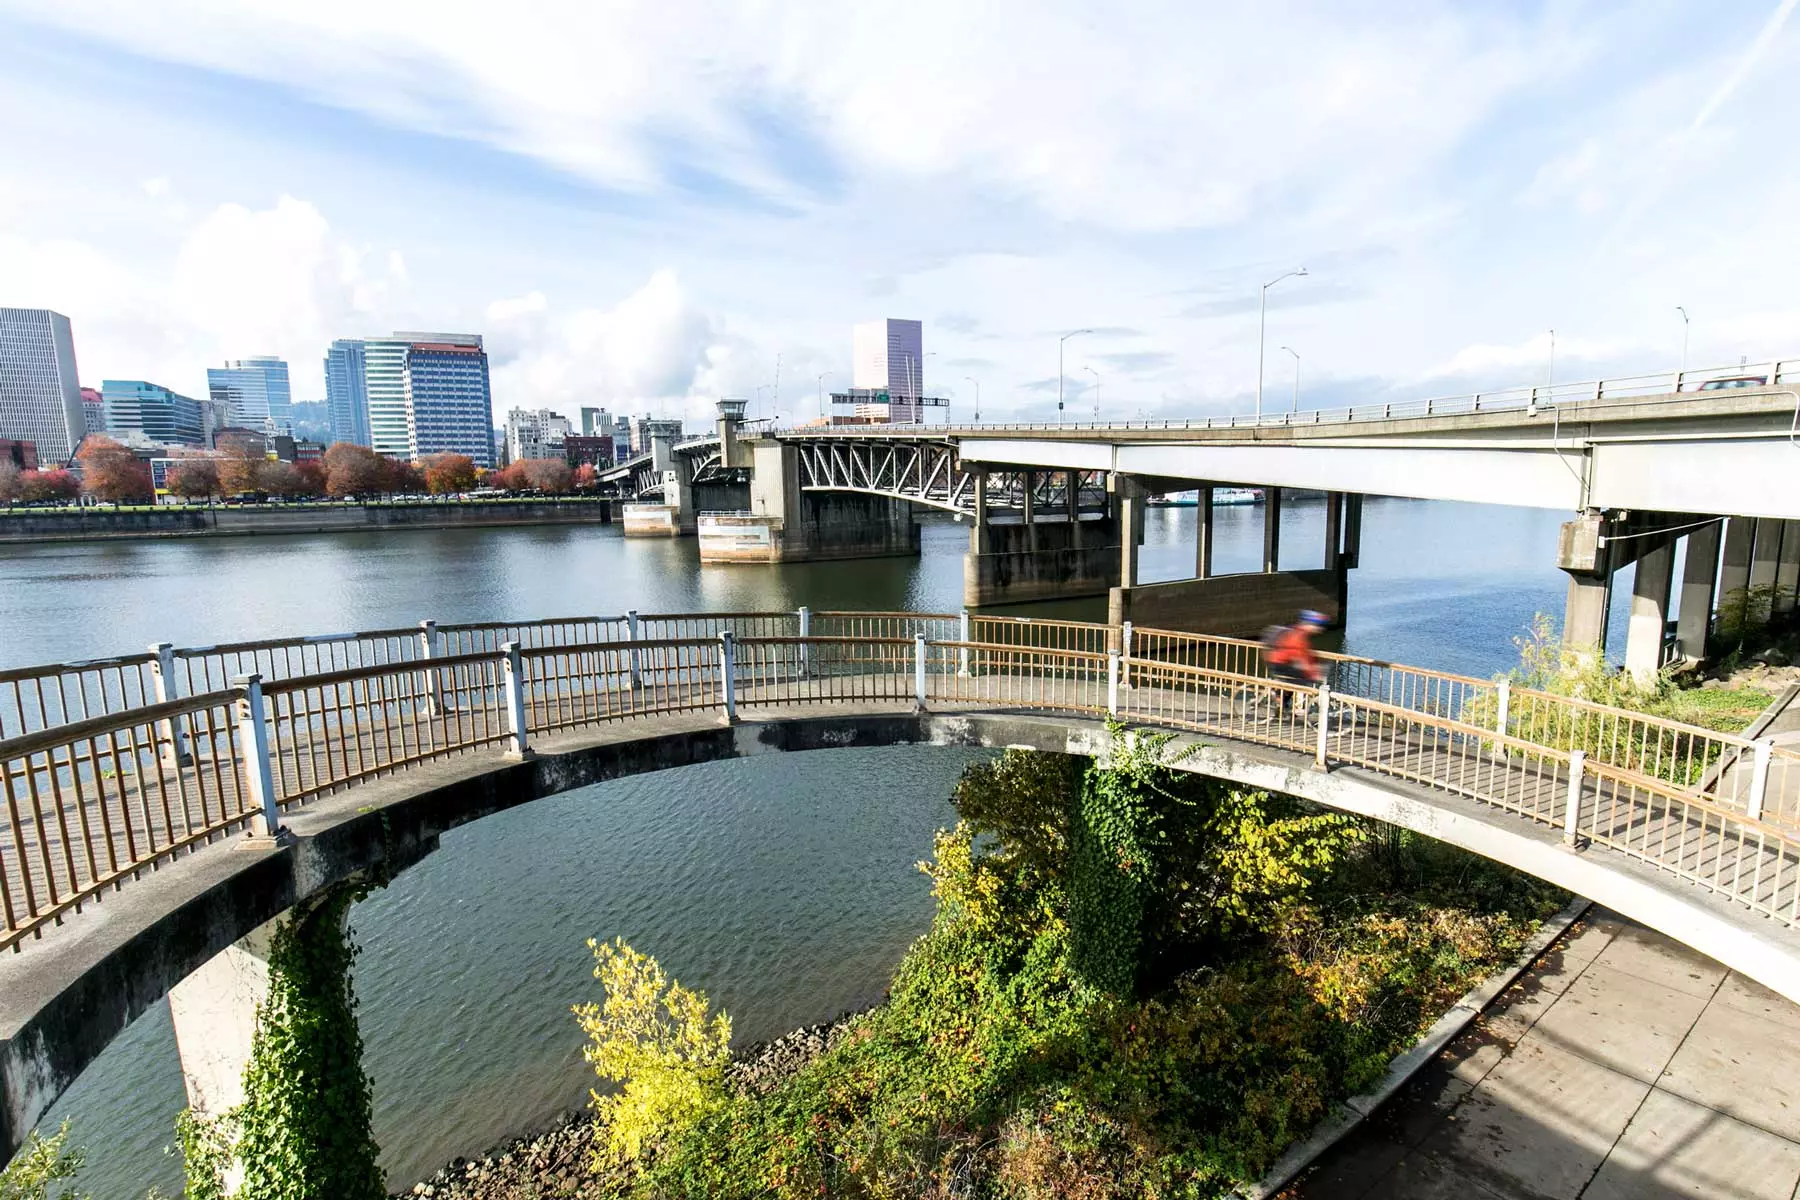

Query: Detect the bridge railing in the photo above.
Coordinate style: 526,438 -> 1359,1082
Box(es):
0,688 -> 252,951
0,653 -> 161,742
7,615 -> 1800,954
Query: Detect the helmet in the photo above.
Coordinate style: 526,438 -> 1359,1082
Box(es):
1298,609 -> 1328,627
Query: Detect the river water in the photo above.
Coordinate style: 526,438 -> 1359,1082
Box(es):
1,499 -> 1635,1196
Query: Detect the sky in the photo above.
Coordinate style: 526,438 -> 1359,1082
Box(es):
2,0 -> 1797,431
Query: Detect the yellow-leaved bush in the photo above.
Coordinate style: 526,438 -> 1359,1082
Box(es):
571,937 -> 733,1169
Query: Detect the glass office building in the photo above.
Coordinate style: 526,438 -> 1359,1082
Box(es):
323,339 -> 372,446
0,308 -> 86,463
101,380 -> 213,446
206,357 -> 292,433
406,337 -> 494,467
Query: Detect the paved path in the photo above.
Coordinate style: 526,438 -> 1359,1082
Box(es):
1285,907 -> 1800,1199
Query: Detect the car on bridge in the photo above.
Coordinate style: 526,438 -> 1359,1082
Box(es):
1689,374 -> 1770,390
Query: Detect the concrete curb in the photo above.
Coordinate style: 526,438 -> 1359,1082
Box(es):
1238,894 -> 1593,1199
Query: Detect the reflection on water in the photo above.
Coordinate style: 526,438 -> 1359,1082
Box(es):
12,497 -> 1633,1195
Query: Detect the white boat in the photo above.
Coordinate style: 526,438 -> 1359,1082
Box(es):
1148,487 -> 1262,507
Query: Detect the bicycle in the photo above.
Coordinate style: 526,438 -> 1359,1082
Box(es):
1228,667 -> 1357,737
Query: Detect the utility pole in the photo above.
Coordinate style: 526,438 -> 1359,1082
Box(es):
1059,329 -> 1092,422
965,376 -> 980,423
1084,365 -> 1101,421
1257,267 -> 1306,420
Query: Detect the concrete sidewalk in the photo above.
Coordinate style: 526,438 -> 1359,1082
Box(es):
1284,907 -> 1800,1199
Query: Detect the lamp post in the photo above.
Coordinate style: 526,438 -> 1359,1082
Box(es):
1279,345 -> 1300,413
1676,306 -> 1690,376
1059,329 -> 1092,423
816,371 -> 832,420
1084,365 -> 1101,421
964,376 -> 980,424
1256,267 -> 1307,420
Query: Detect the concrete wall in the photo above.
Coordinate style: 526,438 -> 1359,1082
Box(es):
703,492 -> 919,563
621,503 -> 684,537
963,516 -> 1119,607
1108,567 -> 1345,637
0,501 -> 612,543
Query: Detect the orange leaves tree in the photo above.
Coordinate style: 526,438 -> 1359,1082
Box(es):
422,453 -> 477,495
77,436 -> 153,504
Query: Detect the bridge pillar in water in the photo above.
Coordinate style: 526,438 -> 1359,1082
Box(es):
621,435 -> 696,537
701,441 -> 918,563
1108,485 -> 1356,637
962,468 -> 1120,606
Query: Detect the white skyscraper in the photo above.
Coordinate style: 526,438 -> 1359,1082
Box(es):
852,318 -> 925,423
0,308 -> 86,463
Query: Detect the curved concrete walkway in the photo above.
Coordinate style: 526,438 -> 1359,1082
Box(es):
1286,907 -> 1800,1200
7,703 -> 1800,1161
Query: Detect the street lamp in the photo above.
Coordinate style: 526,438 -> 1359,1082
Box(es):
1059,329 -> 1093,422
965,376 -> 981,423
1279,346 -> 1300,413
1084,366 -> 1101,421
1676,306 -> 1690,376
1256,267 -> 1307,420
816,371 -> 833,420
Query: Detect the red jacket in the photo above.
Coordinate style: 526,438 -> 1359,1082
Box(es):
1268,626 -> 1319,678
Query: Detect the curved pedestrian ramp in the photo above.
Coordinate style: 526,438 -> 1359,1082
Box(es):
3,611 -> 1799,1158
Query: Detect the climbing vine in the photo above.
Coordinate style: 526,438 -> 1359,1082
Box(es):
179,884 -> 385,1200
1066,727 -> 1171,995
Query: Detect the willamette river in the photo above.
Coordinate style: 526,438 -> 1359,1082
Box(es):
0,498 -> 1634,1196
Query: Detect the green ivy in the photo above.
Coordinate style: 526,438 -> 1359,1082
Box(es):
1067,731 -> 1164,996
227,886 -> 385,1200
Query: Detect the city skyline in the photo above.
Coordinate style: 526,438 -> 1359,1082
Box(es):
3,5 -> 1796,433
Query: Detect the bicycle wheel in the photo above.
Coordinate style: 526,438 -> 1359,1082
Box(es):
1231,682 -> 1280,724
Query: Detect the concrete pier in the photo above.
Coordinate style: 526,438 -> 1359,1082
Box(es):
698,442 -> 918,563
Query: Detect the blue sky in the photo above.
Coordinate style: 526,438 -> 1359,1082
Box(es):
2,0 -> 1796,428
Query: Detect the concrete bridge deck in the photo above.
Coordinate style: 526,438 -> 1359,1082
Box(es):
5,616 -> 1800,1160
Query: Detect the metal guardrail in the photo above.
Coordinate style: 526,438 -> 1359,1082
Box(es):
767,356 -> 1798,435
2,614 -> 1794,952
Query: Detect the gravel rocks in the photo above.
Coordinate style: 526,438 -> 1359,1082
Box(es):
396,1009 -> 869,1199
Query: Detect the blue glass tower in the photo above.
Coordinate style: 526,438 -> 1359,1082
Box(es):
206,357 -> 292,433
323,339 -> 372,447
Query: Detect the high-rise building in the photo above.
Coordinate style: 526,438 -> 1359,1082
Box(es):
355,333 -> 494,466
80,386 -> 105,435
207,357 -> 293,434
852,318 -> 925,423
505,407 -> 572,462
580,406 -> 606,436
407,337 -> 494,466
0,308 -> 86,464
102,380 -> 215,447
629,415 -> 684,455
323,340 -> 372,446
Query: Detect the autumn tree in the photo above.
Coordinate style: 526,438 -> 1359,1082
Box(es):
77,436 -> 154,504
293,459 -> 328,496
522,458 -> 573,494
255,460 -> 305,497
322,443 -> 389,498
573,462 -> 598,491
18,469 -> 81,503
215,434 -> 269,496
382,458 -> 426,495
422,453 -> 477,495
0,462 -> 20,504
166,457 -> 222,501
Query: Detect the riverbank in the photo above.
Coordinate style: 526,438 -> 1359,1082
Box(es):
0,498 -> 612,543
398,1015 -> 863,1199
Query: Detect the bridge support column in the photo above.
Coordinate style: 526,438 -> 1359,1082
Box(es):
1559,510 -> 1613,653
1750,518 -> 1782,596
1719,517 -> 1754,606
704,441 -> 918,563
1118,478 -> 1145,589
963,471 -> 1120,607
1195,485 -> 1214,579
1775,520 -> 1800,617
1625,540 -> 1675,684
1262,486 -> 1283,572
1675,521 -> 1722,663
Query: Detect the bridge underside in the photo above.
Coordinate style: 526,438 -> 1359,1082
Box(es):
5,704 -> 1798,1160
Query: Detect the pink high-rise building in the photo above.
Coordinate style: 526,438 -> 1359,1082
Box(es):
852,318 -> 924,423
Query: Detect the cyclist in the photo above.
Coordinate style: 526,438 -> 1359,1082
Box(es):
1264,609 -> 1327,713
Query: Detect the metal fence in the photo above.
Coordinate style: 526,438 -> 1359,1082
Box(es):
5,614 -> 1798,953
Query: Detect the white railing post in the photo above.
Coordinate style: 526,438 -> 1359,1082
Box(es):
626,609 -> 643,689
1748,738 -> 1773,822
418,619 -> 446,716
797,606 -> 812,679
1107,651 -> 1120,717
718,631 -> 737,723
1315,683 -> 1331,768
230,673 -> 285,841
1495,678 -> 1511,745
149,641 -> 191,766
914,633 -> 928,710
1564,750 -> 1585,846
1120,621 -> 1134,689
958,610 -> 972,677
500,641 -> 531,757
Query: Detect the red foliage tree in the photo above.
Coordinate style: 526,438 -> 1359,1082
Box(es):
522,458 -> 574,494
19,469 -> 81,503
321,443 -> 390,498
77,436 -> 154,504
215,434 -> 268,496
0,462 -> 21,504
293,459 -> 328,497
572,463 -> 598,491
